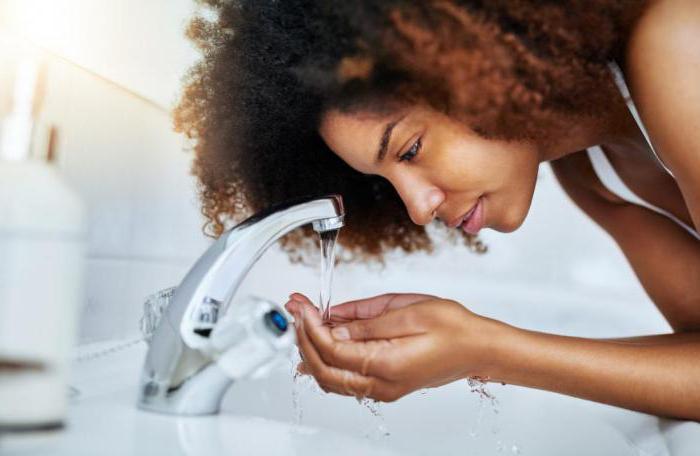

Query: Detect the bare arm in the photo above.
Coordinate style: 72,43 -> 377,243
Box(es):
626,0 -> 700,232
600,332 -> 700,345
528,152 -> 700,420
491,323 -> 700,421
550,152 -> 700,332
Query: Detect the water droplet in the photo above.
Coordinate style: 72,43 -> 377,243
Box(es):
466,376 -> 498,407
468,394 -> 485,438
357,397 -> 390,440
511,444 -> 522,455
467,376 -> 505,445
290,354 -> 303,425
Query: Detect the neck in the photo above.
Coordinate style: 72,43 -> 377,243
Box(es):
537,94 -> 647,162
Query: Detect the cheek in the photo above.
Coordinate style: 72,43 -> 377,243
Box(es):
425,140 -> 494,191
497,155 -> 540,231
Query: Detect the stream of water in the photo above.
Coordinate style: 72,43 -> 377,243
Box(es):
318,229 -> 339,321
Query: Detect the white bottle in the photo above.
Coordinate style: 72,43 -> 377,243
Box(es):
0,57 -> 86,430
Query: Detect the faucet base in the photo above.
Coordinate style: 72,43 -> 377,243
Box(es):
137,363 -> 233,416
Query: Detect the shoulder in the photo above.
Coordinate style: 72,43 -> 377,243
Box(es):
626,0 -> 700,57
623,0 -> 700,221
623,0 -> 700,159
625,0 -> 700,108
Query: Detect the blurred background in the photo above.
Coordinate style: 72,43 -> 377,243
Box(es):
0,0 -> 669,346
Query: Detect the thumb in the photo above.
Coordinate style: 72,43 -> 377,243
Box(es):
329,292 -> 435,323
330,307 -> 425,341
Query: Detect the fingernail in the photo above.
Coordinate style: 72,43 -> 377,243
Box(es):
331,326 -> 350,341
290,293 -> 304,303
285,300 -> 298,312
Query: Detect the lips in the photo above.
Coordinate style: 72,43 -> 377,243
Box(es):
461,197 -> 484,234
447,199 -> 480,229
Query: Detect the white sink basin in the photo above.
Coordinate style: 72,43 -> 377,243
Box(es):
1,342 -> 395,456
6,279 -> 700,456
225,362 -> 656,456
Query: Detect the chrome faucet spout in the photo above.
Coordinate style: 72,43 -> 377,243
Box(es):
137,194 -> 344,415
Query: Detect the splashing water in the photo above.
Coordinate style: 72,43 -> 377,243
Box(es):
357,397 -> 390,440
290,351 -> 304,425
468,395 -> 486,438
319,229 -> 339,321
300,229 -> 393,440
292,373 -> 303,425
466,377 -> 523,454
290,229 -> 339,425
467,375 -> 498,407
467,377 -> 497,440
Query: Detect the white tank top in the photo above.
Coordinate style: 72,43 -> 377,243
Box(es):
585,61 -> 700,240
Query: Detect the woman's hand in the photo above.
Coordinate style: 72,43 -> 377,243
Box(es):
284,292 -> 505,402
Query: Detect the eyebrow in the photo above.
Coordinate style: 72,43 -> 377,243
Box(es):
376,116 -> 405,163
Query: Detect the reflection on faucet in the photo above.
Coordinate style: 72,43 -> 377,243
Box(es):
137,194 -> 344,415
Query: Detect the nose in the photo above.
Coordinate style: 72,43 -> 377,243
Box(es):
392,177 -> 445,226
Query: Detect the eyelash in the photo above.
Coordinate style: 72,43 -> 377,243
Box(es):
399,137 -> 422,162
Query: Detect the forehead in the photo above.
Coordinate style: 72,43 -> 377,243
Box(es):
319,109 -> 390,150
319,109 -> 398,173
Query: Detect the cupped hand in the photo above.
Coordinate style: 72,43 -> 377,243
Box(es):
284,292 -> 503,402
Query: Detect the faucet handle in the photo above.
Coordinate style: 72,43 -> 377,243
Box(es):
140,286 -> 177,343
208,295 -> 295,379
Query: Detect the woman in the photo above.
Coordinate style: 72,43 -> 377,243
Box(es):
175,0 -> 700,420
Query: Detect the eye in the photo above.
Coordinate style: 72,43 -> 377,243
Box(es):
399,137 -> 422,162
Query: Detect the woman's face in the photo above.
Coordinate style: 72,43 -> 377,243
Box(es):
319,104 -> 543,235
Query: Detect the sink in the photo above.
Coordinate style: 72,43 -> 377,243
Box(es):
6,279 -> 700,456
1,341 -> 395,456
224,362 -> 641,456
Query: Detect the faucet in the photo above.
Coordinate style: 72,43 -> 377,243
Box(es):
137,194 -> 344,415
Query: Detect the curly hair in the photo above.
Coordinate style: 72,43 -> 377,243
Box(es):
174,0 -> 646,263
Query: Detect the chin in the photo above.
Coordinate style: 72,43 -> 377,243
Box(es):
493,204 -> 529,233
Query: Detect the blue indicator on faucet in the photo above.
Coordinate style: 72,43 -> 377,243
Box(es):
264,309 -> 288,335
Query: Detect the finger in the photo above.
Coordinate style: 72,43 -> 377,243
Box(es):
286,292 -> 314,314
289,292 -> 313,305
303,355 -> 400,402
295,300 -> 371,372
297,300 -> 410,379
293,306 -> 377,397
297,314 -> 373,396
289,292 -> 342,324
318,370 -> 365,397
295,362 -> 343,397
328,293 -> 435,322
331,306 -> 426,341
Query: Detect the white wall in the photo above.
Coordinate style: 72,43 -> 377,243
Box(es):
2,0 -> 200,108
0,1 -> 665,344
